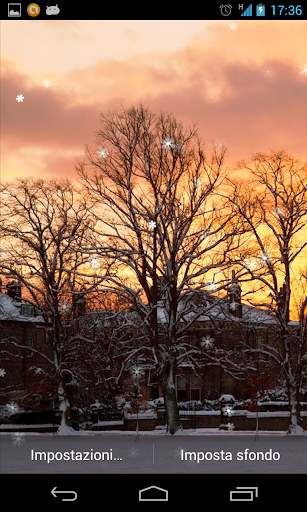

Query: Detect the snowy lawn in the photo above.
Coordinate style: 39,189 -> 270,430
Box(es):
1,431 -> 306,473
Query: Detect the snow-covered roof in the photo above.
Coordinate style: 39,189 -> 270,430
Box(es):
0,292 -> 44,323
157,293 -> 279,326
73,292 -> 291,329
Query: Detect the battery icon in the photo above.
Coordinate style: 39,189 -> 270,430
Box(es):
256,4 -> 265,16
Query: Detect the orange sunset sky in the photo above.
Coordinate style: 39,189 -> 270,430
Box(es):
1,19 -> 307,182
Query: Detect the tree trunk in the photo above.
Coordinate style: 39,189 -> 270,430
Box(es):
57,381 -> 75,435
287,379 -> 305,435
162,361 -> 181,435
282,326 -> 305,435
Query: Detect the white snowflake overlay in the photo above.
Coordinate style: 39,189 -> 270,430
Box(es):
215,139 -> 226,149
260,251 -> 270,263
200,335 -> 214,348
59,302 -> 70,313
89,257 -> 100,269
162,137 -> 175,150
173,446 -> 186,459
12,433 -> 25,446
128,447 -> 140,459
245,259 -> 257,270
222,405 -> 234,417
130,366 -> 144,380
6,402 -> 19,415
97,148 -> 108,158
208,281 -> 217,290
299,65 -> 307,77
263,66 -> 274,78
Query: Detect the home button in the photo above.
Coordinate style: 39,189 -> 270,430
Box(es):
139,485 -> 168,501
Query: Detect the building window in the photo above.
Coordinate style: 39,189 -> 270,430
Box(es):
21,304 -> 36,317
148,374 -> 159,400
190,374 -> 201,401
176,375 -> 187,401
26,335 -> 35,357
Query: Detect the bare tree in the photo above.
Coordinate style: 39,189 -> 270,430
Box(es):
226,150 -> 307,434
77,105 -> 245,434
0,179 -> 95,434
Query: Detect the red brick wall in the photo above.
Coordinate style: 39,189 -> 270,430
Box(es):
0,319 -> 50,405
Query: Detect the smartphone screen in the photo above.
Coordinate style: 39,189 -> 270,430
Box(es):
1,3 -> 307,505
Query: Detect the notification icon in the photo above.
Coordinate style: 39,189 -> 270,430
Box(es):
8,3 -> 21,16
219,4 -> 232,16
256,3 -> 266,16
27,3 -> 40,16
46,5 -> 60,15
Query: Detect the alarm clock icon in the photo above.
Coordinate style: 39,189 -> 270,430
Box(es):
220,4 -> 232,16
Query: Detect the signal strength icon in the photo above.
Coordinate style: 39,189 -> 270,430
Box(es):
241,3 -> 253,16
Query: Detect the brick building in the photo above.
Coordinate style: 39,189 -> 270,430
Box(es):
0,276 -> 299,407
0,280 -> 51,406
138,274 -> 296,402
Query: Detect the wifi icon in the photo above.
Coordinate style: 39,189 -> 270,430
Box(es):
241,3 -> 253,16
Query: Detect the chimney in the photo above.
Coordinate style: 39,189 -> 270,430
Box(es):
6,281 -> 22,301
228,271 -> 242,318
73,293 -> 86,318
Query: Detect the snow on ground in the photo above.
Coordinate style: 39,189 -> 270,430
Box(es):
0,424 -> 55,430
0,428 -> 287,435
1,431 -> 306,474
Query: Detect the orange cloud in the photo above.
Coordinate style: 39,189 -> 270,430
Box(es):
1,20 -> 307,182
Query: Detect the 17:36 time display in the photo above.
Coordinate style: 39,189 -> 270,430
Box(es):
271,5 -> 302,15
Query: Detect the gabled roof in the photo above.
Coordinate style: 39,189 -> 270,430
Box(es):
157,292 -> 280,326
0,292 -> 44,323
